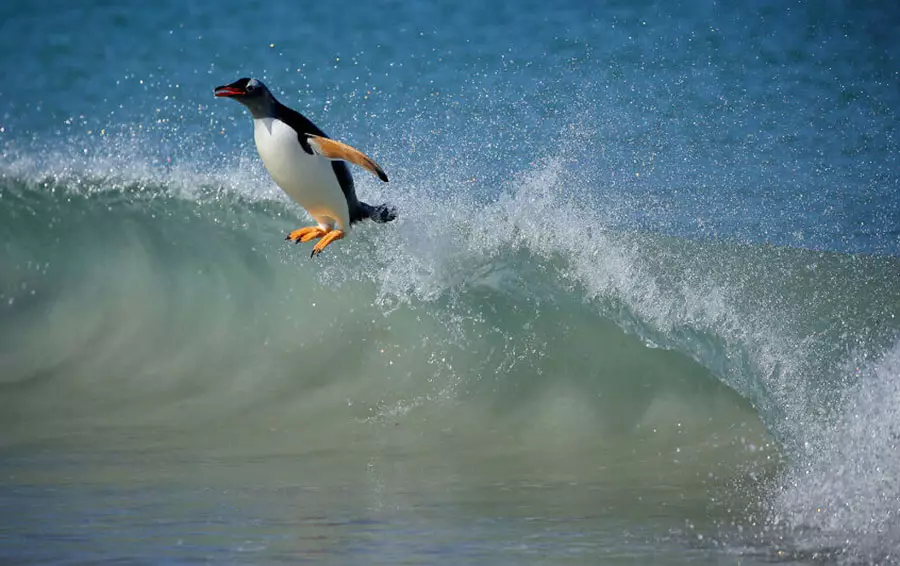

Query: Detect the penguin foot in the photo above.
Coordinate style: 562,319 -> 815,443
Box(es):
286,226 -> 326,243
310,230 -> 345,257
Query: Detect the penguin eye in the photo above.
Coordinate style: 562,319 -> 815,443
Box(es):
245,83 -> 255,93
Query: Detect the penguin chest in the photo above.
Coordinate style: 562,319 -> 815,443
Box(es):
253,118 -> 349,229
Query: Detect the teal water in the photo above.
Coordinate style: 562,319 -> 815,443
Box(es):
1,0 -> 899,563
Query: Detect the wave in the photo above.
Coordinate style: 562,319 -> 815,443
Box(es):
1,138 -> 899,560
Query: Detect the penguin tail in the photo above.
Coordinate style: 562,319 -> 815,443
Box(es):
358,201 -> 397,223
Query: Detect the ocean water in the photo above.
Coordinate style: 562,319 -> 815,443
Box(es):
1,0 -> 899,563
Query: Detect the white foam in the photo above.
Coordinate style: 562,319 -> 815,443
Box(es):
772,338 -> 900,561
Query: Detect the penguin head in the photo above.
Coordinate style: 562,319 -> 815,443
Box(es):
214,77 -> 275,117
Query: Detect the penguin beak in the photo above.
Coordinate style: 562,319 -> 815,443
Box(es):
214,85 -> 244,97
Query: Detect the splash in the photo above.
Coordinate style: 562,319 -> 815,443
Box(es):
770,339 -> 900,562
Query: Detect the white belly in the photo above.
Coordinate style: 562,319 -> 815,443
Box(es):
253,117 -> 350,230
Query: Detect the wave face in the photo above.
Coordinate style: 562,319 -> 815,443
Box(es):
2,139 -> 899,560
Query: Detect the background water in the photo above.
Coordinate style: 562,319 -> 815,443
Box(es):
1,0 -> 899,563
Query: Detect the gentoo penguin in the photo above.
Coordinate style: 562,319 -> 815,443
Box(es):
214,77 -> 395,256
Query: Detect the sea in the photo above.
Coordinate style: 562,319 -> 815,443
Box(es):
1,0 -> 899,563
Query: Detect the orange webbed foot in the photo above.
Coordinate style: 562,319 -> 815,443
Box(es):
310,230 -> 345,257
286,226 -> 327,244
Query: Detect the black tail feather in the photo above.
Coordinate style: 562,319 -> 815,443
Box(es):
357,201 -> 397,223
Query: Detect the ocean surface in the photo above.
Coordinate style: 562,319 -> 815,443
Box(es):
1,0 -> 899,563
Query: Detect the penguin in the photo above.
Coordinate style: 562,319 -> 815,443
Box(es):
214,77 -> 395,256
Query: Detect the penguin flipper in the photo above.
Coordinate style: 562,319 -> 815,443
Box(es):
305,135 -> 389,183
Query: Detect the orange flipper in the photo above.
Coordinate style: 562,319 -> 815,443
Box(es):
306,135 -> 389,182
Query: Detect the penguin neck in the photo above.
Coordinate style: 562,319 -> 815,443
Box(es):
245,95 -> 280,120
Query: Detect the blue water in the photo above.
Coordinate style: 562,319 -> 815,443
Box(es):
3,0 -> 899,254
1,0 -> 899,563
